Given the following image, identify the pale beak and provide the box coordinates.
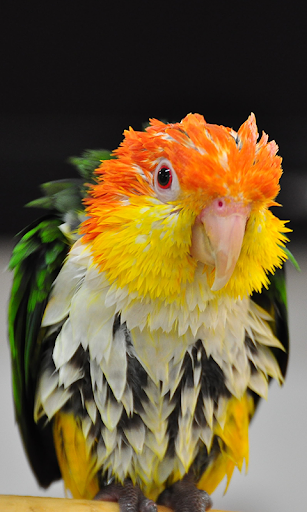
[190,198,250,291]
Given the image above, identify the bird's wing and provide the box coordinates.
[8,150,111,486]
[8,216,68,485]
[251,263,289,396]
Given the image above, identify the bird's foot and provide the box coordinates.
[157,475,212,512]
[94,479,157,512]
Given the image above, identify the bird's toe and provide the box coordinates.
[157,476,212,512]
[94,479,157,512]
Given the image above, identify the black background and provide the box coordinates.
[1,1,307,240]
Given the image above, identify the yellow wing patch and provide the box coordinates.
[198,393,254,495]
[53,412,100,499]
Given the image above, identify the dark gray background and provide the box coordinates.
[1,2,307,239]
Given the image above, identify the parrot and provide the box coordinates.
[8,113,290,512]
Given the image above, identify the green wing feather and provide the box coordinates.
[8,150,111,487]
[8,218,68,485]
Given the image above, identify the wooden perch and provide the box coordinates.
[0,495,230,511]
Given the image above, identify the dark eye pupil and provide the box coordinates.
[158,167,171,187]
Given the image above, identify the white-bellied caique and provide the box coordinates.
[8,113,290,512]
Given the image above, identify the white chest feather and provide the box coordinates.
[35,242,283,491]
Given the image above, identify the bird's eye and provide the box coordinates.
[157,166,173,189]
[154,159,180,202]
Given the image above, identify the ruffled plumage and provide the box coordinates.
[9,115,290,507]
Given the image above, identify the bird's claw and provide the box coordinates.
[94,480,157,512]
[157,475,212,512]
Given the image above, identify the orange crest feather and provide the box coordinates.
[82,113,283,241]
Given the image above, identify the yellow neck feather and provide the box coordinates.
[85,197,289,304]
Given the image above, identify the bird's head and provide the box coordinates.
[82,113,289,303]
